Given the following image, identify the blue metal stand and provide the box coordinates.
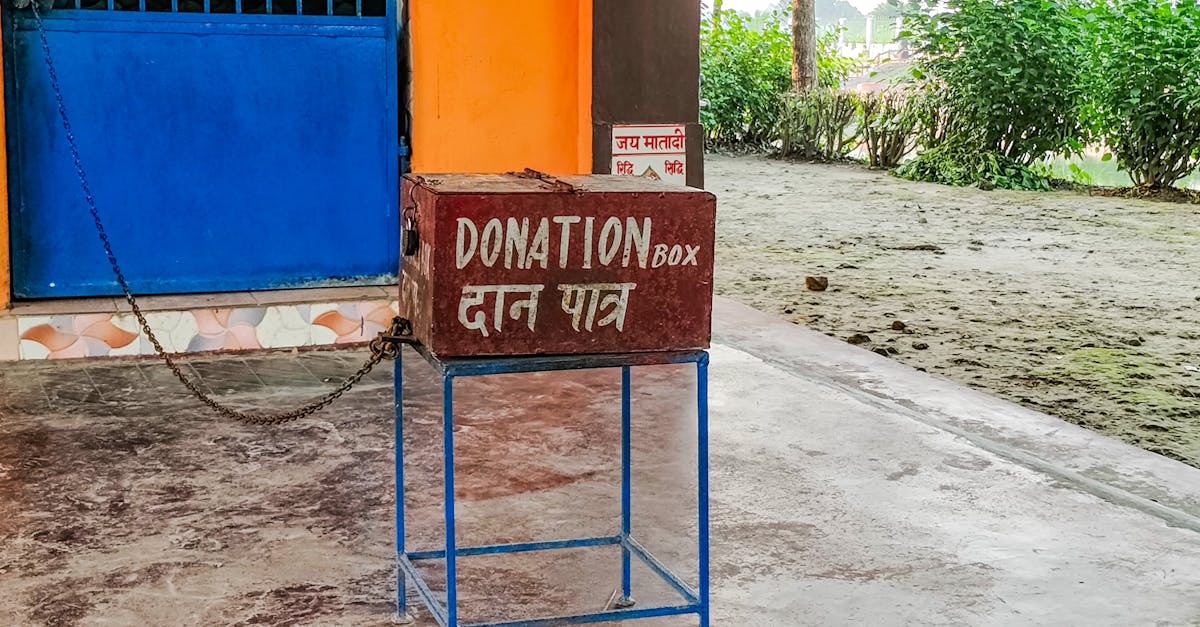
[394,345,710,626]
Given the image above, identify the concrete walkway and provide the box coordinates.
[1,296,1198,626]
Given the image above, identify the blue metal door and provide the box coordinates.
[5,0,401,298]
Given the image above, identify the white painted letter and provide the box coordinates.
[652,244,670,268]
[456,218,478,269]
[583,217,595,269]
[622,217,651,268]
[504,217,530,269]
[553,216,580,268]
[525,218,550,269]
[480,218,503,267]
[668,245,683,265]
[598,217,622,266]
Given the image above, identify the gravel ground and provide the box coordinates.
[708,153,1200,467]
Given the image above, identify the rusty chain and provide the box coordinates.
[29,1,412,425]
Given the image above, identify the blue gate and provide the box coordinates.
[4,0,401,298]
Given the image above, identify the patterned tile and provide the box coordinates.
[134,311,198,354]
[188,308,266,352]
[4,296,399,361]
[17,314,138,359]
[107,315,144,357]
[257,306,312,349]
[311,301,398,345]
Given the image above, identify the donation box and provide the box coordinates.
[398,173,716,357]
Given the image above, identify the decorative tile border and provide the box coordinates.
[7,299,399,361]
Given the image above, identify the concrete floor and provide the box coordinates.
[1,296,1199,626]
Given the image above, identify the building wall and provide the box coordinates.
[409,0,593,175]
[0,0,700,310]
[0,6,9,310]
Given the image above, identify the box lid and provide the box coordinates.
[405,172,706,195]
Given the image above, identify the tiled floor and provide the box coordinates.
[3,300,1200,625]
[0,347,391,417]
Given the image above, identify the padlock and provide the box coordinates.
[402,215,419,256]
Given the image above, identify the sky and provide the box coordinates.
[721,0,886,13]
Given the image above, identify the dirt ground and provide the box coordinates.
[708,154,1200,467]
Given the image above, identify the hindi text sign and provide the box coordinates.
[611,125,687,186]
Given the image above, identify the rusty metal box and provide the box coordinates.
[398,172,716,357]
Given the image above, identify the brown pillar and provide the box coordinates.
[591,0,704,188]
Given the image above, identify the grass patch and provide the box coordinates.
[1034,348,1198,420]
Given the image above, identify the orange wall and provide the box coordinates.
[410,0,592,175]
[0,5,9,310]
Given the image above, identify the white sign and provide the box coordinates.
[611,124,687,186]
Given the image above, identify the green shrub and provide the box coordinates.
[700,10,793,147]
[700,10,860,148]
[1082,1,1200,189]
[777,88,861,161]
[860,89,920,168]
[895,140,1054,190]
[901,0,1088,166]
[776,92,821,160]
[910,87,955,151]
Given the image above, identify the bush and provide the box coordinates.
[1082,1,1200,189]
[910,87,955,151]
[777,88,860,161]
[700,10,861,148]
[700,10,793,147]
[860,89,920,168]
[901,0,1088,166]
[895,140,1053,190]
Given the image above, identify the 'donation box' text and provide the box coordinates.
[399,173,716,357]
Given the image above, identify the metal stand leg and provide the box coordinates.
[697,356,711,627]
[394,353,414,624]
[615,366,635,609]
[395,348,708,626]
[444,376,459,626]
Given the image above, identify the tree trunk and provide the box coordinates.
[792,0,817,92]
